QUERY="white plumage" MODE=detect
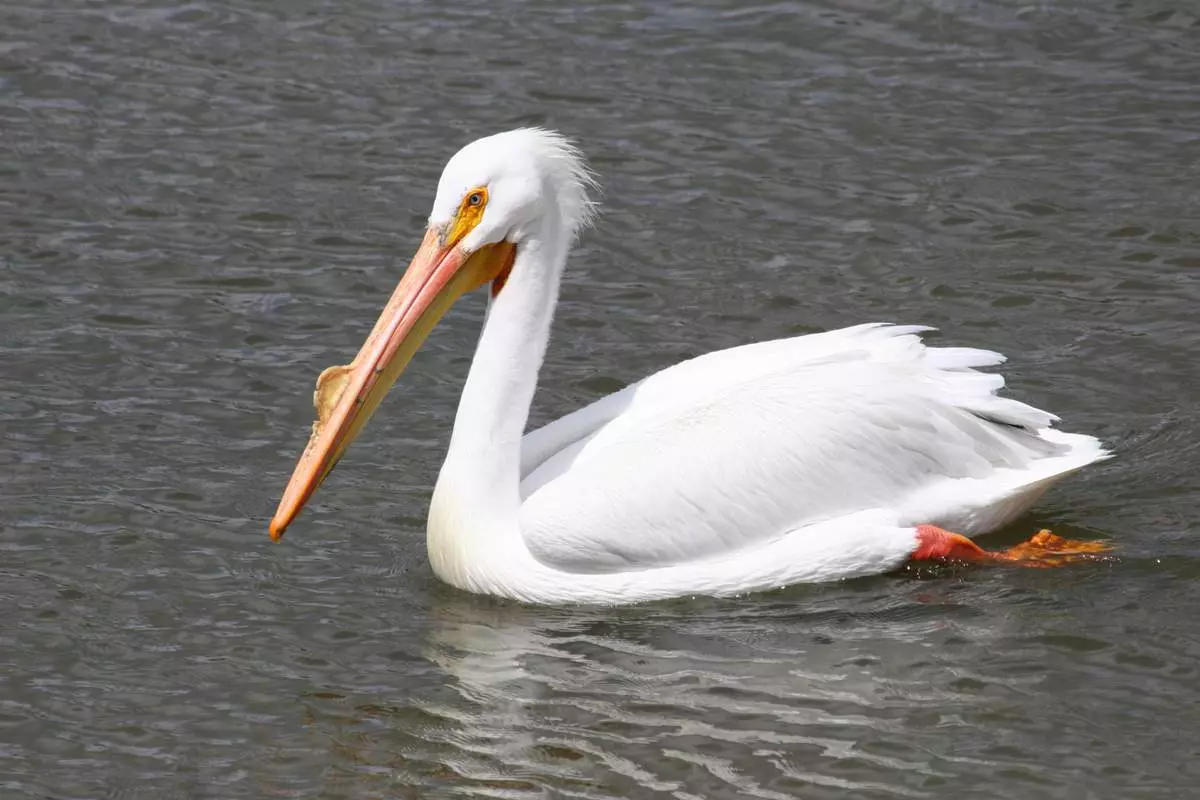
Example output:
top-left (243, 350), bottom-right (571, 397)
top-left (272, 128), bottom-right (1110, 605)
top-left (518, 323), bottom-right (1101, 569)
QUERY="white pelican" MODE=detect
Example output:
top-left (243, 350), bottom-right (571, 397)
top-left (269, 128), bottom-right (1111, 604)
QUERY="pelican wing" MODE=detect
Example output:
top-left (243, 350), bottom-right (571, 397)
top-left (518, 324), bottom-right (1105, 573)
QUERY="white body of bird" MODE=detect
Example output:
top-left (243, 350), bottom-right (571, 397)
top-left (270, 128), bottom-right (1110, 605)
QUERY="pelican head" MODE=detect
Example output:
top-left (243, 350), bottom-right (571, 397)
top-left (269, 128), bottom-right (596, 539)
top-left (431, 128), bottom-right (596, 252)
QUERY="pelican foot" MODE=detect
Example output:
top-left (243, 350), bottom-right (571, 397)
top-left (913, 525), bottom-right (1112, 568)
top-left (988, 529), bottom-right (1113, 567)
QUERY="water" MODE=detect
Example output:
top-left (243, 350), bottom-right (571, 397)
top-left (3, 1), bottom-right (1199, 797)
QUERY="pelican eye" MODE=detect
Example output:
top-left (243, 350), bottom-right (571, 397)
top-left (466, 191), bottom-right (484, 207)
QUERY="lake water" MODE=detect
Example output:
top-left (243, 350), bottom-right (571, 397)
top-left (3, 1), bottom-right (1199, 797)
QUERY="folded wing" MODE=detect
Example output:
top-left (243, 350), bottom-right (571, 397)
top-left (518, 324), bottom-right (1104, 573)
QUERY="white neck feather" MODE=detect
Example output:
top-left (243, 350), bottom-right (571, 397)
top-left (426, 224), bottom-right (566, 593)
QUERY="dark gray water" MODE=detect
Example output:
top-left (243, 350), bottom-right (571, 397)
top-left (3, 1), bottom-right (1199, 797)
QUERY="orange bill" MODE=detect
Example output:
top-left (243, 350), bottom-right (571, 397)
top-left (269, 224), bottom-right (516, 540)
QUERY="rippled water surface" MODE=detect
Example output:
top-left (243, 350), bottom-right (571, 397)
top-left (3, 1), bottom-right (1200, 797)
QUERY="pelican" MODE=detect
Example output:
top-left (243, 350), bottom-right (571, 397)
top-left (268, 128), bottom-right (1110, 604)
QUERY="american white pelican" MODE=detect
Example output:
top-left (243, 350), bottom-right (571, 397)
top-left (269, 128), bottom-right (1111, 604)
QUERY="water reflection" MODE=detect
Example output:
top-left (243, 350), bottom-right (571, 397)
top-left (308, 578), bottom-right (1054, 798)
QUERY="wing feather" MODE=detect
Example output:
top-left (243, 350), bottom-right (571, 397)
top-left (517, 325), bottom-right (1091, 573)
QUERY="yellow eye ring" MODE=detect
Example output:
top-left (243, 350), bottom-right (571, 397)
top-left (443, 186), bottom-right (489, 248)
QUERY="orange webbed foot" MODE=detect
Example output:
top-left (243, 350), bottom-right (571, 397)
top-left (988, 529), bottom-right (1113, 567)
top-left (913, 525), bottom-right (1112, 568)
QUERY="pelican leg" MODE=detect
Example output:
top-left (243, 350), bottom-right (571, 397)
top-left (913, 525), bottom-right (991, 562)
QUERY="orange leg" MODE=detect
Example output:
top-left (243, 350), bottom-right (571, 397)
top-left (913, 524), bottom-right (1112, 568)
